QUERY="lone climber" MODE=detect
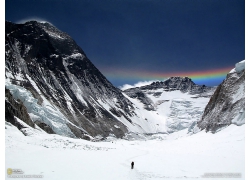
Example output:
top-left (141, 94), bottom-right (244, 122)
top-left (131, 161), bottom-right (134, 169)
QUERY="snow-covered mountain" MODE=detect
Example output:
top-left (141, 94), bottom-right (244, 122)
top-left (5, 20), bottom-right (245, 180)
top-left (197, 60), bottom-right (245, 132)
top-left (123, 77), bottom-right (216, 134)
top-left (6, 20), bottom-right (243, 140)
top-left (7, 21), bottom-right (212, 139)
top-left (5, 20), bottom-right (140, 139)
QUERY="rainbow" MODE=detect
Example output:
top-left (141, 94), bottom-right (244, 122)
top-left (101, 66), bottom-right (234, 86)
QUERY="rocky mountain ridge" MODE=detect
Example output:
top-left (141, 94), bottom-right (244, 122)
top-left (5, 20), bottom-right (136, 139)
top-left (5, 20), bottom-right (244, 140)
top-left (122, 77), bottom-right (216, 134)
top-left (123, 77), bottom-right (215, 111)
top-left (197, 60), bottom-right (245, 132)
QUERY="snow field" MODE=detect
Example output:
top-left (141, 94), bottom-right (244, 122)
top-left (5, 121), bottom-right (244, 180)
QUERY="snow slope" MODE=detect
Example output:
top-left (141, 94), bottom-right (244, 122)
top-left (124, 87), bottom-right (214, 134)
top-left (5, 121), bottom-right (244, 180)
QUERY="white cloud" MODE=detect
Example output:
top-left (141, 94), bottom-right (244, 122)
top-left (119, 80), bottom-right (157, 90)
top-left (16, 17), bottom-right (53, 25)
top-left (134, 80), bottom-right (156, 87)
top-left (119, 84), bottom-right (135, 90)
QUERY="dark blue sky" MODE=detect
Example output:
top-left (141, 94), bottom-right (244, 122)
top-left (5, 0), bottom-right (245, 87)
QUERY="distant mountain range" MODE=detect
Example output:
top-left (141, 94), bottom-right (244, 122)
top-left (5, 21), bottom-right (245, 140)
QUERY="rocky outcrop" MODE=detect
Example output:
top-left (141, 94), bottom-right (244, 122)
top-left (197, 60), bottom-right (245, 132)
top-left (34, 121), bottom-right (55, 134)
top-left (5, 88), bottom-right (35, 129)
top-left (124, 88), bottom-right (155, 111)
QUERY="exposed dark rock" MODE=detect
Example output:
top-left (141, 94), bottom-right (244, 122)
top-left (123, 77), bottom-right (215, 111)
top-left (124, 87), bottom-right (155, 111)
top-left (153, 92), bottom-right (162, 97)
top-left (5, 88), bottom-right (35, 128)
top-left (35, 121), bottom-right (55, 134)
top-left (198, 69), bottom-right (245, 132)
top-left (5, 20), bottom-right (135, 138)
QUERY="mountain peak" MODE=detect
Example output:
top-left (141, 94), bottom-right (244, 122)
top-left (5, 21), bottom-right (135, 139)
top-left (135, 76), bottom-right (198, 93)
top-left (124, 76), bottom-right (215, 98)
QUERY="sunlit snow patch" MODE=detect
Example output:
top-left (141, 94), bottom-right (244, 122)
top-left (230, 60), bottom-right (245, 73)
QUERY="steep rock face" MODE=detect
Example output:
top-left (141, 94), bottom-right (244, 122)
top-left (5, 21), bottom-right (136, 139)
top-left (124, 88), bottom-right (155, 111)
top-left (197, 60), bottom-right (245, 132)
top-left (5, 88), bottom-right (35, 129)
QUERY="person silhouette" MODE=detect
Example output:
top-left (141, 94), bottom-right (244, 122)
top-left (131, 161), bottom-right (134, 169)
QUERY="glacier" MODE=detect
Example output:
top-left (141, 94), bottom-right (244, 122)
top-left (5, 80), bottom-right (76, 137)
top-left (5, 119), bottom-right (245, 180)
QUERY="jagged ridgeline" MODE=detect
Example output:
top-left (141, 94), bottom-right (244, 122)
top-left (6, 20), bottom-right (240, 140)
top-left (5, 20), bottom-right (136, 139)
